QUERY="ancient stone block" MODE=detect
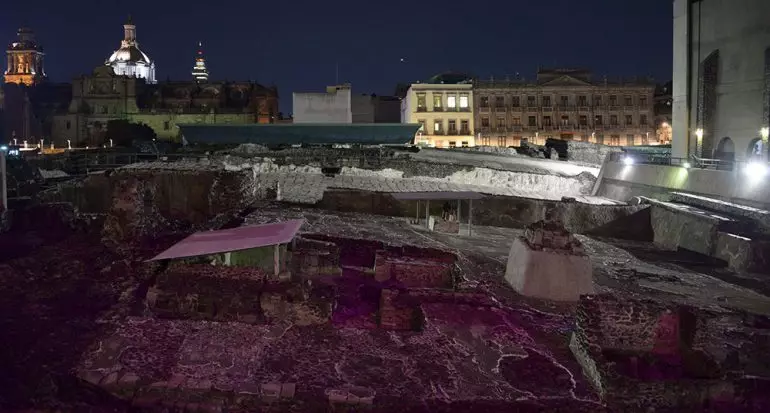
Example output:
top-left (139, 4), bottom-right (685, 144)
top-left (505, 236), bottom-right (594, 302)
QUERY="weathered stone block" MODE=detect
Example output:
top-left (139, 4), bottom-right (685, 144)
top-left (505, 237), bottom-right (594, 301)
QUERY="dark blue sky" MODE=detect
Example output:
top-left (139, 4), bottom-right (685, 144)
top-left (2, 0), bottom-right (673, 114)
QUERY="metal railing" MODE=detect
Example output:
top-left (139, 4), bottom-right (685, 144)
top-left (609, 151), bottom-right (759, 171)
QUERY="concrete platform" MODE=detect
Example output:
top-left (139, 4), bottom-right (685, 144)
top-left (504, 237), bottom-right (595, 302)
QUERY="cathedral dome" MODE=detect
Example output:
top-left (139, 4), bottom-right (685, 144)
top-left (105, 16), bottom-right (156, 84)
top-left (106, 46), bottom-right (151, 65)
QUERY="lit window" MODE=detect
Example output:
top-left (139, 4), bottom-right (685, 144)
top-left (434, 121), bottom-right (442, 132)
top-left (459, 96), bottom-right (468, 108)
top-left (447, 96), bottom-right (456, 108)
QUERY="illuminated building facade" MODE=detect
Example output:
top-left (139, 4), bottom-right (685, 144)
top-left (473, 69), bottom-right (656, 147)
top-left (192, 42), bottom-right (209, 83)
top-left (105, 16), bottom-right (156, 84)
top-left (672, 0), bottom-right (770, 161)
top-left (4, 27), bottom-right (46, 86)
top-left (400, 73), bottom-right (475, 148)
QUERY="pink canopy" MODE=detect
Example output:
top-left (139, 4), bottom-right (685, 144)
top-left (148, 219), bottom-right (304, 261)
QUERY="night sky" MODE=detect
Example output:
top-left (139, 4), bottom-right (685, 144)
top-left (2, 0), bottom-right (673, 114)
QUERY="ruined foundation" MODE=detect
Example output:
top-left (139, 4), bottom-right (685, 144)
top-left (504, 220), bottom-right (594, 301)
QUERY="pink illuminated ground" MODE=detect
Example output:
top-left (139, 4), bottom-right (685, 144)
top-left (3, 205), bottom-right (770, 411)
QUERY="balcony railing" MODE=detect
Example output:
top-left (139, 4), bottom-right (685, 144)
top-left (416, 107), bottom-right (427, 112)
top-left (542, 106), bottom-right (553, 112)
top-left (495, 106), bottom-right (506, 112)
top-left (479, 105), bottom-right (490, 112)
top-left (460, 129), bottom-right (470, 135)
top-left (511, 106), bottom-right (523, 111)
top-left (607, 152), bottom-right (760, 172)
top-left (578, 106), bottom-right (590, 112)
top-left (433, 107), bottom-right (444, 112)
top-left (527, 106), bottom-right (538, 111)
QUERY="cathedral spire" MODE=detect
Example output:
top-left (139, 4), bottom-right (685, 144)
top-left (192, 41), bottom-right (209, 83)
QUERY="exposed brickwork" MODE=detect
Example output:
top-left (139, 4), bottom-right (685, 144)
top-left (379, 288), bottom-right (422, 331)
top-left (571, 294), bottom-right (770, 409)
top-left (147, 263), bottom-right (334, 325)
top-left (290, 236), bottom-right (342, 277)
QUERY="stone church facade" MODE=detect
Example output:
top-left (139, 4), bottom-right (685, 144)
top-left (50, 66), bottom-right (279, 146)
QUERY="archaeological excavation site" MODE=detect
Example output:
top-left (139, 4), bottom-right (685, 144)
top-left (2, 144), bottom-right (770, 412)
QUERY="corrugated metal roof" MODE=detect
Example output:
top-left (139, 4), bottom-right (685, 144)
top-left (390, 191), bottom-right (485, 201)
top-left (148, 219), bottom-right (304, 261)
top-left (178, 123), bottom-right (421, 146)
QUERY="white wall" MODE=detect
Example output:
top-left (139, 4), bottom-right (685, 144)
top-left (292, 88), bottom-right (352, 123)
top-left (672, 0), bottom-right (770, 160)
top-left (596, 160), bottom-right (770, 207)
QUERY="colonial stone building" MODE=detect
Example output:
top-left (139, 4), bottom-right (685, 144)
top-left (400, 73), bottom-right (475, 148)
top-left (4, 27), bottom-right (46, 86)
top-left (49, 66), bottom-right (279, 146)
top-left (473, 69), bottom-right (656, 147)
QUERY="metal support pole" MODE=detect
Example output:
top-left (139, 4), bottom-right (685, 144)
top-left (457, 199), bottom-right (461, 223)
top-left (468, 199), bottom-right (473, 236)
top-left (0, 151), bottom-right (7, 212)
top-left (273, 244), bottom-right (281, 276)
top-left (425, 199), bottom-right (430, 229)
top-left (416, 200), bottom-right (420, 225)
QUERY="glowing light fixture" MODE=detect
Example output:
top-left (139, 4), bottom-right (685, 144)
top-left (695, 128), bottom-right (704, 140)
top-left (761, 127), bottom-right (769, 140)
top-left (744, 161), bottom-right (768, 178)
top-left (682, 162), bottom-right (691, 169)
top-left (622, 156), bottom-right (635, 165)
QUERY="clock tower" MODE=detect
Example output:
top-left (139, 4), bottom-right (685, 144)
top-left (4, 27), bottom-right (46, 86)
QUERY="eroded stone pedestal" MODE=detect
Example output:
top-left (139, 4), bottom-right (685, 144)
top-left (504, 220), bottom-right (594, 301)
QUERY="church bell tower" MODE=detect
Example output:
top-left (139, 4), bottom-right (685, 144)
top-left (4, 27), bottom-right (46, 86)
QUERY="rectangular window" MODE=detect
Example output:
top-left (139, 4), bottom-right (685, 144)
top-left (460, 120), bottom-right (469, 134)
top-left (610, 115), bottom-right (618, 125)
top-left (417, 94), bottom-right (426, 109)
top-left (610, 135), bottom-right (620, 145)
top-left (579, 115), bottom-right (588, 126)
top-left (609, 95), bottom-right (618, 106)
top-left (640, 114), bottom-right (648, 125)
top-left (527, 96), bottom-right (536, 106)
top-left (624, 96), bottom-right (633, 106)
top-left (448, 141), bottom-right (456, 148)
top-left (498, 136), bottom-right (506, 147)
top-left (434, 120), bottom-right (443, 133)
top-left (543, 116), bottom-right (552, 126)
top-left (560, 96), bottom-right (569, 106)
top-left (433, 94), bottom-right (442, 109)
top-left (164, 121), bottom-right (171, 130)
top-left (512, 117), bottom-right (521, 125)
top-left (542, 96), bottom-right (551, 107)
top-left (561, 115), bottom-right (569, 126)
top-left (528, 116), bottom-right (537, 126)
top-left (512, 96), bottom-right (520, 107)
top-left (459, 95), bottom-right (469, 108)
top-left (447, 96), bottom-right (456, 108)
top-left (480, 96), bottom-right (489, 107)
top-left (578, 96), bottom-right (587, 106)
top-left (495, 96), bottom-right (505, 107)
top-left (639, 96), bottom-right (647, 106)
top-left (626, 134), bottom-right (634, 145)
top-left (625, 115), bottom-right (633, 125)
top-left (496, 117), bottom-right (506, 128)
top-left (461, 141), bottom-right (469, 148)
top-left (481, 117), bottom-right (490, 127)
top-left (594, 95), bottom-right (602, 106)
top-left (448, 120), bottom-right (457, 133)
top-left (595, 115), bottom-right (603, 125)
top-left (66, 121), bottom-right (71, 129)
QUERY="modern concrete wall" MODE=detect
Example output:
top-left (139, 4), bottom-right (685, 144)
top-left (672, 0), bottom-right (770, 160)
top-left (292, 86), bottom-right (352, 124)
top-left (595, 160), bottom-right (770, 207)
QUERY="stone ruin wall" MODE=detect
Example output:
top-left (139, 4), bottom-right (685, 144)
top-left (147, 264), bottom-right (335, 326)
top-left (571, 294), bottom-right (770, 409)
